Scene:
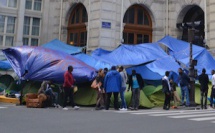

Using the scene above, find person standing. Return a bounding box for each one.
[118,66,128,111]
[210,70,215,108]
[170,79,180,109]
[127,70,144,110]
[94,69,105,110]
[162,71,171,110]
[104,66,122,110]
[62,66,79,110]
[198,68,209,109]
[178,68,190,107]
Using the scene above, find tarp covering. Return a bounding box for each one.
[91,43,169,66]
[145,56,180,78]
[126,65,162,80]
[2,46,35,77]
[158,36,215,75]
[2,46,96,84]
[0,60,12,70]
[42,39,83,55]
[91,48,112,57]
[73,53,112,70]
[126,56,180,81]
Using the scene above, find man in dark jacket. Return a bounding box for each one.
[198,68,209,109]
[127,70,144,110]
[104,66,122,110]
[162,71,171,110]
[178,68,190,107]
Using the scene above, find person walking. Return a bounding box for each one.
[118,66,128,111]
[62,66,79,110]
[178,68,190,107]
[104,66,122,110]
[127,70,144,110]
[198,68,209,109]
[162,71,171,110]
[210,70,215,108]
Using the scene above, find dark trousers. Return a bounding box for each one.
[63,87,75,108]
[132,89,140,109]
[210,87,215,107]
[201,90,208,109]
[106,92,119,110]
[163,92,171,109]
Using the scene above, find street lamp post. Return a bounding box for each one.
[188,28,197,106]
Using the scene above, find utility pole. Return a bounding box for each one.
[188,28,197,106]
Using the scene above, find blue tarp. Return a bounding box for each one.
[91,42,181,80]
[42,39,83,55]
[1,46,35,77]
[158,36,215,75]
[91,48,112,57]
[0,60,12,70]
[126,65,162,80]
[126,56,180,80]
[73,53,112,70]
[145,56,180,78]
[3,46,96,84]
[91,43,169,66]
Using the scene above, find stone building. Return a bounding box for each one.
[0,0,214,54]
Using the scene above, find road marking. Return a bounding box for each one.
[113,109,215,123]
[189,117,215,121]
[0,106,7,109]
[148,110,215,116]
[169,113,215,118]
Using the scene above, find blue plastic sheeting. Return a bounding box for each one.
[73,53,112,70]
[126,56,180,80]
[2,46,35,77]
[158,35,204,53]
[126,65,162,80]
[146,56,180,78]
[0,60,12,70]
[91,43,168,66]
[42,39,83,55]
[3,47,96,84]
[158,36,215,75]
[194,49,215,74]
[91,48,111,57]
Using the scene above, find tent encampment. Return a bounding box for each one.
[3,46,96,84]
[159,35,215,75]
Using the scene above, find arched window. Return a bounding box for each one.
[67,4,88,47]
[180,6,205,47]
[123,5,152,44]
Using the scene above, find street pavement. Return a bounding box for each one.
[1,103,215,133]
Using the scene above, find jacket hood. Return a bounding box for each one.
[108,70,119,76]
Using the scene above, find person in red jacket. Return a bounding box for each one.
[62,66,79,110]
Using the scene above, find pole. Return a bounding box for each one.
[204,0,207,48]
[58,0,63,40]
[188,28,196,106]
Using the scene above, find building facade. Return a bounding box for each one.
[0,0,215,54]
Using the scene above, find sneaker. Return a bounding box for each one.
[185,105,190,107]
[119,108,126,111]
[73,106,80,110]
[62,107,68,110]
[99,106,105,110]
[130,107,135,110]
[123,108,128,111]
[134,108,139,110]
[95,107,101,110]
